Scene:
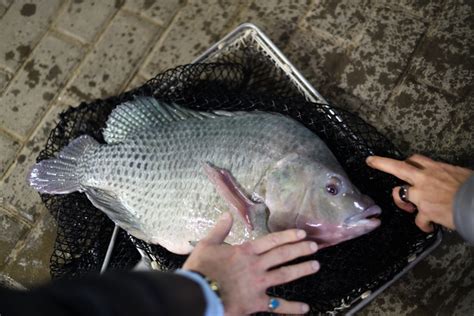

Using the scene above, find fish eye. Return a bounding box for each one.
[326,184,338,195]
[326,176,342,196]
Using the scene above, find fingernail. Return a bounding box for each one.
[296,229,306,239]
[312,260,320,271]
[301,304,310,313]
[366,156,374,165]
[310,242,318,252]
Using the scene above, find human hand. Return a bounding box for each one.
[182,212,319,315]
[366,154,473,232]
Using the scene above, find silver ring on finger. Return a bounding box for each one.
[399,185,411,203]
[268,297,280,311]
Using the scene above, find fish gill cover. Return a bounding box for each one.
[37,57,438,314]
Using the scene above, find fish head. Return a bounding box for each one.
[264,154,381,249]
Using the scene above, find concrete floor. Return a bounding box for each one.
[0,0,472,315]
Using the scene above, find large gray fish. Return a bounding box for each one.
[29,97,381,254]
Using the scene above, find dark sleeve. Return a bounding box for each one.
[0,271,206,316]
[454,175,474,245]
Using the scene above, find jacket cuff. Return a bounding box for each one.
[453,174,474,244]
[175,269,224,316]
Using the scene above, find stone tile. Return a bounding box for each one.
[304,0,373,43]
[0,1,9,18]
[63,11,159,103]
[375,79,460,158]
[142,0,242,78]
[0,0,13,7]
[0,273,26,289]
[285,24,364,112]
[0,69,12,94]
[0,105,64,222]
[0,35,83,139]
[361,233,474,314]
[338,6,427,108]
[0,208,29,268]
[2,210,57,288]
[124,0,185,26]
[451,286,474,316]
[55,0,123,43]
[405,234,474,312]
[126,73,148,91]
[285,28,341,87]
[360,291,432,315]
[429,93,474,167]
[0,1,62,72]
[0,131,21,177]
[382,0,443,20]
[409,0,474,97]
[234,0,312,47]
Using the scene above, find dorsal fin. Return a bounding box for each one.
[103,96,237,144]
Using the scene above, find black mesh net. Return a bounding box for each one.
[38,58,438,314]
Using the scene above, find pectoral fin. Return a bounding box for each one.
[203,162,265,230]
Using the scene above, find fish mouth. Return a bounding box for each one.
[295,205,382,249]
[344,204,382,226]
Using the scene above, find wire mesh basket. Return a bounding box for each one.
[38,23,441,315]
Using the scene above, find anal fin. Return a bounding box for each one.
[85,188,148,241]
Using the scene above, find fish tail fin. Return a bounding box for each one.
[28,135,99,194]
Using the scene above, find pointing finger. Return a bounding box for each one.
[366,156,420,185]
